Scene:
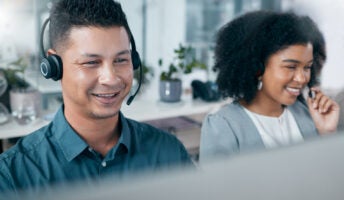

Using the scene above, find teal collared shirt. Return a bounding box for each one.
[0,106,191,194]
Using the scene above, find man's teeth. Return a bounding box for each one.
[96,93,116,97]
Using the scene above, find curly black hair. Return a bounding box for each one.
[49,0,131,52]
[214,10,326,103]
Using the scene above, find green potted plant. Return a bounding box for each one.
[1,57,41,125]
[3,58,30,89]
[159,43,207,102]
[0,58,29,110]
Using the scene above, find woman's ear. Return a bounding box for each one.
[257,76,263,90]
[255,62,265,77]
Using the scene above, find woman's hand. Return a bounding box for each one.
[307,87,340,135]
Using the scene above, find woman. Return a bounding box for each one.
[199,11,339,161]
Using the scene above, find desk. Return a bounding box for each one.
[121,95,225,121]
[0,95,227,140]
[0,118,50,139]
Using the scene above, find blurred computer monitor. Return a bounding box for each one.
[18,133,344,200]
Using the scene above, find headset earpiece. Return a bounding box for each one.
[40,18,63,81]
[131,50,141,70]
[128,27,141,71]
[40,54,63,81]
[126,28,142,105]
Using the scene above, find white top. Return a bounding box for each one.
[244,107,304,149]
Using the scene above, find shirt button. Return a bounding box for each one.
[101,161,107,167]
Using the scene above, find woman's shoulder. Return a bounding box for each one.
[207,101,244,118]
[203,101,251,129]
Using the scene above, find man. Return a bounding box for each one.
[0,0,191,195]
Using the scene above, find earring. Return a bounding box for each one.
[257,78,263,90]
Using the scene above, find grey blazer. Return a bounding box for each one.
[200,100,318,162]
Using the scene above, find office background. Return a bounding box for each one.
[0,0,343,99]
[1,2,344,198]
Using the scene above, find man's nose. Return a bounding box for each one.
[99,63,119,84]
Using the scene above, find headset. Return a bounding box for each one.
[39,18,142,105]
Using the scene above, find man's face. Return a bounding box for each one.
[58,26,133,120]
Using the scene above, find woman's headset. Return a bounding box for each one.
[39,18,142,105]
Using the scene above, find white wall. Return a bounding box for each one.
[119,0,143,55]
[122,0,186,100]
[0,1,36,63]
[283,0,344,92]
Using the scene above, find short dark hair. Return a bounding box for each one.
[214,10,326,103]
[49,0,131,51]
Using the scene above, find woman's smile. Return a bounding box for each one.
[285,86,303,96]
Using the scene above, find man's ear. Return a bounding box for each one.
[40,48,63,81]
[47,49,57,56]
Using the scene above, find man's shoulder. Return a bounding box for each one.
[206,101,246,122]
[0,125,51,162]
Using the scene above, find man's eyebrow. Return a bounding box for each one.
[117,50,131,56]
[80,53,100,58]
[80,50,131,58]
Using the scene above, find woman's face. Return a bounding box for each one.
[257,43,313,108]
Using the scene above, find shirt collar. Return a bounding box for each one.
[115,112,132,153]
[99,112,132,160]
[52,106,132,161]
[52,105,88,162]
